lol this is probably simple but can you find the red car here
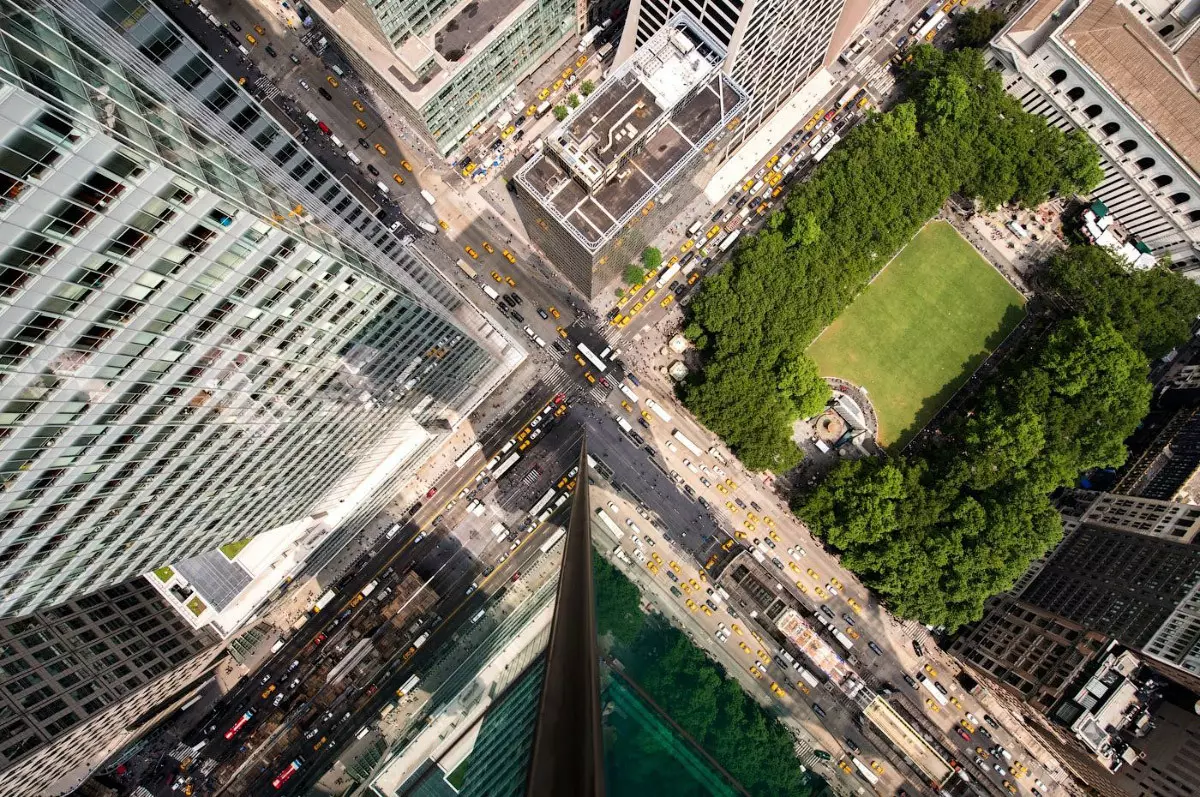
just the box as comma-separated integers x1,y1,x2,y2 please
425,487,437,498
511,571,521,583
316,121,331,135
313,632,327,646
956,728,972,742
224,711,253,740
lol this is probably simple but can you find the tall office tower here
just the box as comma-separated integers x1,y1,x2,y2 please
1112,405,1200,502
615,0,871,158
0,0,515,618
989,0,1200,271
514,13,749,296
950,491,1200,705
299,0,596,155
0,577,223,796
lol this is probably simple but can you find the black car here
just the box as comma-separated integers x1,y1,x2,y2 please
358,137,369,148
537,307,549,320
844,737,861,754
868,640,884,656
812,703,826,718
228,20,242,31
504,295,517,308
750,500,763,512
638,418,651,429
265,45,277,57
904,674,919,689
933,680,948,695
983,714,1000,729
511,293,523,304
511,310,524,322
669,280,682,292
710,208,723,221
366,164,380,176
318,87,333,101
734,497,747,509
912,639,925,656
820,604,835,619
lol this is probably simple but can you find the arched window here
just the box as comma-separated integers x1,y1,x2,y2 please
1119,139,1138,153
1136,156,1156,170
1084,104,1103,119
1169,192,1191,205
1049,69,1068,84
1153,174,1174,188
1067,86,1085,101
1100,121,1120,136
1188,209,1200,223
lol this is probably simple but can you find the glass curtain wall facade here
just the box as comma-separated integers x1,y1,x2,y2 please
0,0,505,617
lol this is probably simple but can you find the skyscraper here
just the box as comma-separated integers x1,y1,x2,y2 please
615,0,872,159
513,12,749,295
0,577,223,797
950,491,1200,702
0,0,515,617
298,0,587,155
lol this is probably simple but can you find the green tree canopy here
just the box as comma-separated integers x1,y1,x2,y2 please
553,104,569,121
642,246,663,272
623,263,646,285
1043,244,1200,360
580,79,596,96
953,8,1007,49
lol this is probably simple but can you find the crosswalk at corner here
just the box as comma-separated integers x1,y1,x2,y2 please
254,75,280,102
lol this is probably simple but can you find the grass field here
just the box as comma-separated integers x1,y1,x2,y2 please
808,221,1025,447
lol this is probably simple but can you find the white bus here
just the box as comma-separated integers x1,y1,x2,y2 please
718,229,741,253
832,629,855,650
529,488,557,518
482,285,500,300
796,667,821,688
619,383,640,404
645,399,672,423
595,509,623,541
919,674,948,706
577,343,608,373
672,430,703,457
656,262,682,287
851,758,880,786
837,84,861,109
617,417,634,434
312,589,337,613
813,134,841,163
419,189,436,205
454,441,483,469
456,259,477,280
539,526,568,554
492,452,521,478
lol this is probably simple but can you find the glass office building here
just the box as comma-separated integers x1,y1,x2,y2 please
0,0,511,617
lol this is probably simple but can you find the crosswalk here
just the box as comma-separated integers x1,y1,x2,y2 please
255,75,280,102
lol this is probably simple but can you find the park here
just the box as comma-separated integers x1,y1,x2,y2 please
807,221,1025,448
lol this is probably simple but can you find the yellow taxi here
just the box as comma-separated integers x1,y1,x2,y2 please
641,410,653,423
669,561,682,574
576,54,588,67
502,249,516,264
400,160,412,171
1002,782,1017,795
261,683,276,699
794,581,808,593
548,306,560,318
789,561,802,575
722,538,736,551
680,238,694,252
356,118,368,129
772,186,783,198
374,143,387,156
462,162,477,177
651,552,662,564
688,579,699,591
806,568,819,580
584,372,596,384
630,301,643,315
813,586,829,599
925,663,938,677
738,641,752,653
620,400,632,412
685,598,698,612
481,241,494,254
538,87,551,100
847,597,862,614
687,272,700,285
870,761,885,775
926,699,941,713
735,530,747,540
830,576,844,590
505,276,516,287
438,219,450,230
245,33,257,45
707,224,722,239
556,326,569,339
254,24,266,35
647,562,659,574
748,665,762,679
661,295,674,309
845,626,860,640
575,353,588,366
725,478,736,489
838,761,853,775
393,173,405,185
490,270,502,282
715,483,728,494
352,99,366,112
327,75,339,87
730,623,743,636
743,520,755,532
949,696,963,710
769,530,781,542
464,246,478,259
756,649,770,664
501,125,515,139
701,604,713,616
770,682,786,697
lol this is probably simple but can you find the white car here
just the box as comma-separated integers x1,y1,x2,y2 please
787,546,806,560
1034,780,1048,794
608,502,619,514
632,548,646,562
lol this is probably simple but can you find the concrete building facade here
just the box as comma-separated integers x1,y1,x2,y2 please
299,0,587,155
0,0,516,617
614,0,874,160
988,0,1200,271
0,577,223,796
514,12,748,295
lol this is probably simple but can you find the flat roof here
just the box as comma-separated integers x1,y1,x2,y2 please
435,0,525,61
175,549,252,612
517,14,748,251
862,698,955,784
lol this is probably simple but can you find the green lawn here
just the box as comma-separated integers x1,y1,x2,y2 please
153,565,174,583
220,538,251,560
186,595,207,616
808,221,1025,447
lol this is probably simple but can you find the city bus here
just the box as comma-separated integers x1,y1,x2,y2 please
539,526,568,554
577,342,608,372
918,674,948,706
454,441,483,469
594,509,623,541
492,452,521,478
619,383,640,404
312,589,337,613
672,430,703,457
397,674,421,697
